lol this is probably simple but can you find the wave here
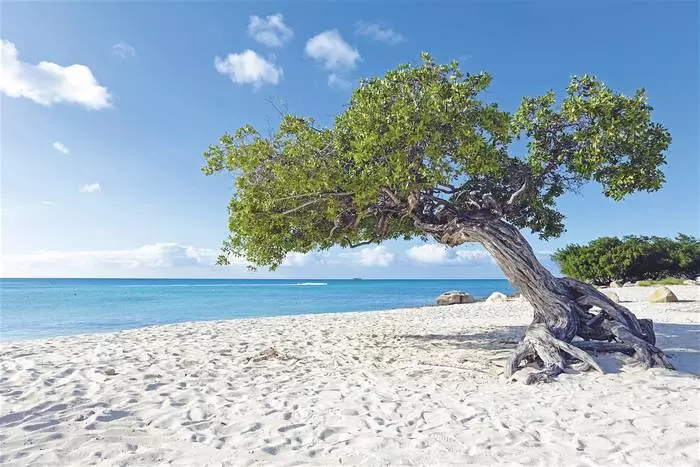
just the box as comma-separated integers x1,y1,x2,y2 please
114,282,329,288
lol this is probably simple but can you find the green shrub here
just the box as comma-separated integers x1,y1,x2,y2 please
553,234,700,285
636,277,687,286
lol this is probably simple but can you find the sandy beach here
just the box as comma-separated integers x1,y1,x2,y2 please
1,285,698,466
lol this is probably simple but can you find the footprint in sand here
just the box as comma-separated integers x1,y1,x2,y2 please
241,422,262,433
278,423,305,433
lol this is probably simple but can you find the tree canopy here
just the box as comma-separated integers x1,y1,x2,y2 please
203,53,671,269
553,234,700,285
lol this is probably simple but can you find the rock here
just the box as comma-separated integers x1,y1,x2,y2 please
104,368,117,376
486,292,508,303
436,291,475,305
647,286,678,303
623,281,636,287
683,279,697,286
609,281,622,288
602,291,620,303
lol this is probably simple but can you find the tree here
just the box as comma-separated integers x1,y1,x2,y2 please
554,234,700,285
665,234,700,278
203,54,673,383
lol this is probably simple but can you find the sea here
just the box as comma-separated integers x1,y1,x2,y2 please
0,278,514,341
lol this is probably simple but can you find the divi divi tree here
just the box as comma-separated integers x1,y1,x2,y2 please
204,54,672,383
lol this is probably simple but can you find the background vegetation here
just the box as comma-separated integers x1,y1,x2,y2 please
553,234,699,285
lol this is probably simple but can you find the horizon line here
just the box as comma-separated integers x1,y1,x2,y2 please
0,277,511,281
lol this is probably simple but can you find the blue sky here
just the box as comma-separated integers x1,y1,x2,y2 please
2,1,698,278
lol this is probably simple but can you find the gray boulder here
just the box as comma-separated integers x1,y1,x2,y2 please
609,281,622,288
647,286,678,303
436,291,475,305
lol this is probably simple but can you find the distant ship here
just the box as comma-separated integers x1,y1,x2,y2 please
352,277,362,281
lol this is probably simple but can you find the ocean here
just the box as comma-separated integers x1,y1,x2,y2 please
0,278,513,341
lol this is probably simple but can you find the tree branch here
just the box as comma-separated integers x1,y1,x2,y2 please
273,191,353,202
279,199,322,215
572,341,636,355
507,180,529,205
265,97,288,118
265,97,325,133
422,193,454,208
434,184,456,194
482,193,501,213
343,236,379,248
380,188,402,205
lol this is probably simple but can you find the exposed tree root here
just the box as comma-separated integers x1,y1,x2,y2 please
506,323,603,384
430,216,674,384
507,278,673,384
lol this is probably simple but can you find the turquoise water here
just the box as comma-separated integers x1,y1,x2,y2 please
0,279,513,341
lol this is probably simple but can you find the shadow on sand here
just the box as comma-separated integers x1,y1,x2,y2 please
401,322,700,376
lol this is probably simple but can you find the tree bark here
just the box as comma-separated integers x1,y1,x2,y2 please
435,216,673,384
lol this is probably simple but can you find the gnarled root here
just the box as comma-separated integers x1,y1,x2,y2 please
506,323,603,384
564,278,673,370
507,278,673,384
598,320,672,369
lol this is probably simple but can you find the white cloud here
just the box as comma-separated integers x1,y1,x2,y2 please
79,182,101,193
281,251,329,267
3,201,57,213
407,243,494,265
214,50,282,88
112,42,136,59
407,244,450,264
455,249,493,263
1,243,261,277
305,30,360,70
341,245,394,267
282,252,312,267
354,22,404,44
4,243,220,272
0,40,112,110
328,73,352,90
53,141,70,154
248,14,294,47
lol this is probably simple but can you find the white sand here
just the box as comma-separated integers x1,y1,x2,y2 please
1,285,698,466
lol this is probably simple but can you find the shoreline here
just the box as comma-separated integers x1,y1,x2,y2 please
2,302,491,344
1,278,517,344
1,304,442,345
3,284,696,344
1,285,698,465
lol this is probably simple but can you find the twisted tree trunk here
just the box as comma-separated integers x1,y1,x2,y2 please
434,216,673,384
